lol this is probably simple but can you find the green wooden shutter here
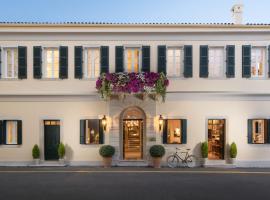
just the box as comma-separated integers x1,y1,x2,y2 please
142,46,150,72
17,120,22,145
226,45,235,78
18,46,27,79
59,46,68,79
100,46,109,74
181,119,187,144
268,46,270,78
33,46,42,79
74,46,83,79
3,121,6,144
184,45,193,78
162,119,168,144
115,46,124,72
158,45,166,74
0,121,3,144
80,120,86,144
242,45,251,78
199,45,208,78
267,119,270,144
248,119,252,144
99,119,104,144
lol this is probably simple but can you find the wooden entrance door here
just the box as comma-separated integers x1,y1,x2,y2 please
208,119,225,160
123,119,143,160
44,120,60,160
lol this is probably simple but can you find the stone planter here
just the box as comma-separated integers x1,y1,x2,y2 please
33,158,40,165
102,157,113,168
59,158,65,165
202,158,208,167
230,158,236,165
152,157,162,168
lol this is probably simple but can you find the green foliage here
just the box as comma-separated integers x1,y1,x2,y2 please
201,142,208,158
58,142,65,159
32,144,40,159
99,145,115,157
230,142,237,158
149,145,166,158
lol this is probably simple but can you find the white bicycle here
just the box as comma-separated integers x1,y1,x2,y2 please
166,147,196,168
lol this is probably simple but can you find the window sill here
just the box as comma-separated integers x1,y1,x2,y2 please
77,78,97,81
0,144,21,148
39,78,66,81
0,78,20,81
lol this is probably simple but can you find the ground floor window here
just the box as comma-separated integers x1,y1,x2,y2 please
208,119,225,160
163,119,187,144
0,120,22,145
248,119,269,144
80,119,104,144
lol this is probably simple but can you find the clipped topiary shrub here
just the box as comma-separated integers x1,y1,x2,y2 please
230,142,237,158
201,142,208,158
149,145,165,158
99,145,115,158
32,144,40,159
58,142,65,159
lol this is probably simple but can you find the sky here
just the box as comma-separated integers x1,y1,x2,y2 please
0,0,269,23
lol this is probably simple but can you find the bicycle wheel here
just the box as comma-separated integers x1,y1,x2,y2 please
167,155,179,168
185,155,196,168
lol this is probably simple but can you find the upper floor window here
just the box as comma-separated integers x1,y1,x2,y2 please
84,47,100,78
125,47,140,73
2,48,18,79
208,47,225,78
44,48,59,79
167,47,183,77
251,47,266,78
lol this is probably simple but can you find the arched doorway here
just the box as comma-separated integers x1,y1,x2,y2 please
120,107,146,160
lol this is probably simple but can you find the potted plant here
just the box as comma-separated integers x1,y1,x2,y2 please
149,145,165,168
230,142,237,165
32,144,40,165
201,142,208,166
58,142,65,164
99,145,115,168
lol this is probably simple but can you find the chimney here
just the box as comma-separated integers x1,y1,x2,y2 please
231,4,244,24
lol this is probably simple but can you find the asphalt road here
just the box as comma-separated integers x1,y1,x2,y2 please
0,168,270,200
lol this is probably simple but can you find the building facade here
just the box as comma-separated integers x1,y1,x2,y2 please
1,18,270,167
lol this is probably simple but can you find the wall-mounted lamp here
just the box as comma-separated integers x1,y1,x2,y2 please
101,115,107,131
158,115,164,131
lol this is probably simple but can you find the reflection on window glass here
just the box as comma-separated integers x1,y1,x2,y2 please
251,47,265,78
6,121,18,145
85,48,100,78
167,48,182,77
208,47,224,78
85,120,100,144
252,119,267,144
126,48,140,73
45,48,59,78
167,119,182,144
3,48,18,78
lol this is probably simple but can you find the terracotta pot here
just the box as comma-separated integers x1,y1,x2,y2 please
102,157,112,168
152,157,162,168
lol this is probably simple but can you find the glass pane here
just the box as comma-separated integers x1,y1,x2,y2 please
46,48,59,78
252,119,265,144
134,49,139,73
167,119,181,144
125,48,140,73
127,49,132,73
167,48,181,77
85,120,100,144
251,48,265,78
6,121,18,145
209,47,224,78
87,49,92,78
94,49,100,78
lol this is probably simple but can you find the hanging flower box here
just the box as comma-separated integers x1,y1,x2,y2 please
96,72,169,102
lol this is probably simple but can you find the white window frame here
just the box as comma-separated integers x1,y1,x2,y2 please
1,47,18,79
42,47,60,79
4,120,18,145
166,46,184,78
250,46,268,79
83,47,101,79
208,46,226,79
124,46,142,73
